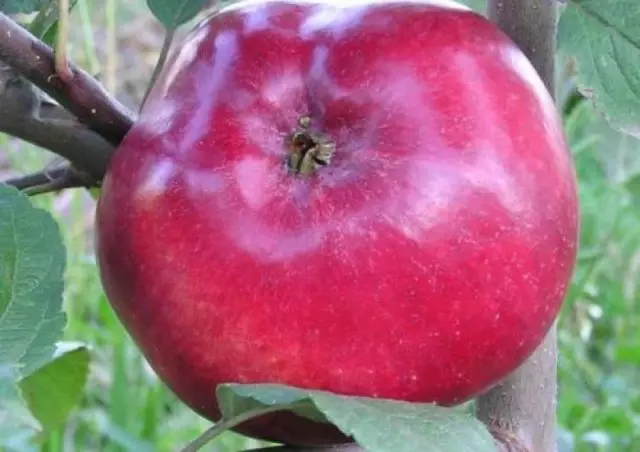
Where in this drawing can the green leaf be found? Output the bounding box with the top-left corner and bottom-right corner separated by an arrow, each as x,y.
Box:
0,363 -> 19,402
216,384 -> 496,452
627,174 -> 640,207
0,186 -> 71,440
0,364 -> 21,426
568,99 -> 640,184
146,0 -> 209,29
19,342 -> 90,432
0,183 -> 67,379
557,1 -> 640,136
29,0 -> 79,44
29,0 -> 59,38
0,364 -> 37,445
0,0 -> 45,14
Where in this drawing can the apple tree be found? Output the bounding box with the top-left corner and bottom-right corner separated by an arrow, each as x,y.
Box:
0,1 -> 637,451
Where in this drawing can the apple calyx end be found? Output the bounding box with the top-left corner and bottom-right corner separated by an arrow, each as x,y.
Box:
286,115 -> 335,176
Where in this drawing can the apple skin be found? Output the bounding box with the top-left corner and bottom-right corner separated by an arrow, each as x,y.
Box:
95,0 -> 578,446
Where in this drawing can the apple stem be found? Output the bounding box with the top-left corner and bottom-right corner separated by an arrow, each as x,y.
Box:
287,116 -> 335,176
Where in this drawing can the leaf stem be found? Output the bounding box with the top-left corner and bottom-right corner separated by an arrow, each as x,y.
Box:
140,28 -> 175,111
181,403 -> 306,452
55,0 -> 73,81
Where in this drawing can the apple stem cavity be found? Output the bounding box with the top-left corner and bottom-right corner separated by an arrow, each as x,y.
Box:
286,115 -> 335,176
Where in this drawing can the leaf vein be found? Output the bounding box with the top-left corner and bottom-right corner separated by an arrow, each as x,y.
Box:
572,1 -> 640,51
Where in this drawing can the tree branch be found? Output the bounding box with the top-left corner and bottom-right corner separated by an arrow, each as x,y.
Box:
487,0 -> 557,88
477,1 -> 559,452
3,167 -> 67,191
0,12 -> 135,147
2,165 -> 91,194
0,62 -> 115,181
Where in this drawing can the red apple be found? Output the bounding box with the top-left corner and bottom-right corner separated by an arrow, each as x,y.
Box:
95,0 -> 578,446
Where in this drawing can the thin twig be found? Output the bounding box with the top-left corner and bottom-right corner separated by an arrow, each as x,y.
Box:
140,28 -> 175,111
3,164 -> 95,195
3,165 -> 67,190
0,12 -> 134,146
23,176 -> 83,195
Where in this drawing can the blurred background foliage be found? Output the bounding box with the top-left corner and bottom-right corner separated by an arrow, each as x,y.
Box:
1,0 -> 639,451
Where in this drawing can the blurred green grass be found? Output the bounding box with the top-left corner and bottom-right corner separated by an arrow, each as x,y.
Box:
1,0 -> 640,451
556,99 -> 640,451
